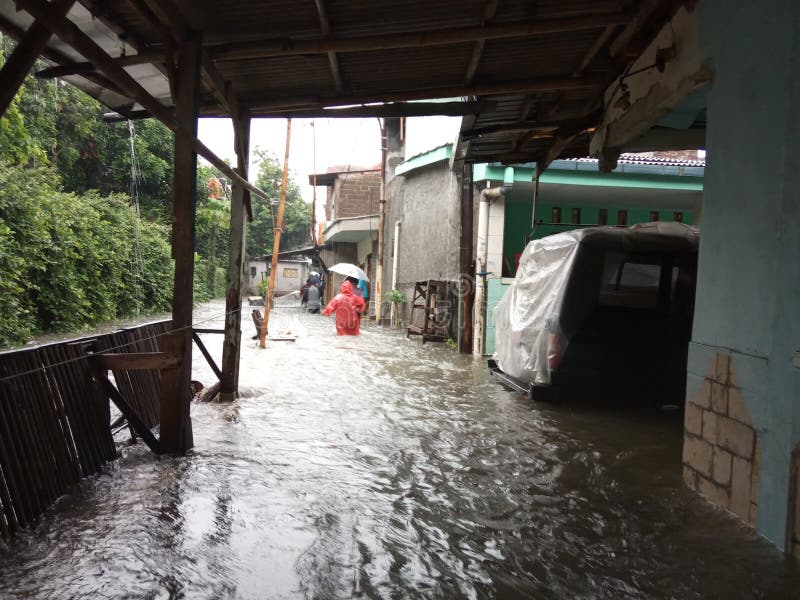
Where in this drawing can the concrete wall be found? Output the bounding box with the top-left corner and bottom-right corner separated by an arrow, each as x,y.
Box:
382,160 -> 461,332
681,0 -> 800,552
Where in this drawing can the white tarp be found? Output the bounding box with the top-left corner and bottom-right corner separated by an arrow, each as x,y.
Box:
493,222 -> 699,386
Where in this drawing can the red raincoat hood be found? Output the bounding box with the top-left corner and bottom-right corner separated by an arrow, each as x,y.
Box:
339,280 -> 354,295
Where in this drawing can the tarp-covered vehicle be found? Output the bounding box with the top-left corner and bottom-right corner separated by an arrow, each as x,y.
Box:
490,222 -> 699,405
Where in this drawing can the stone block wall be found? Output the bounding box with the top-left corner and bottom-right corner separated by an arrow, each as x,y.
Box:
683,352 -> 761,527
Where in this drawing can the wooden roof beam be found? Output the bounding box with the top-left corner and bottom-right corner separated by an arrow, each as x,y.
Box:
0,11 -> 131,103
0,0 -> 75,117
211,12 -> 634,61
573,24 -> 617,76
314,0 -> 345,94
463,0 -> 499,85
134,0 -> 243,122
108,100 -> 492,120
610,0 -> 662,58
245,74 -> 605,113
14,0 -> 268,208
33,49 -> 163,78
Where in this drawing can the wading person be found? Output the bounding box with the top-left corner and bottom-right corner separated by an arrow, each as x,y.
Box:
306,282 -> 321,314
322,280 -> 365,335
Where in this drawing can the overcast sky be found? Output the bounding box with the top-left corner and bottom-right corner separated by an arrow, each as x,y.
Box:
197,115 -> 461,219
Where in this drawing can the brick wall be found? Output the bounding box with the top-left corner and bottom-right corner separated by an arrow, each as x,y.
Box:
683,352 -> 761,527
332,172 -> 381,219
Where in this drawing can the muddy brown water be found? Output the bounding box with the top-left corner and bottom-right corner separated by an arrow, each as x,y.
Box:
1,299 -> 799,599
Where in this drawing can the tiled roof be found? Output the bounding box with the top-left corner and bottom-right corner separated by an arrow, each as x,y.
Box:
566,153 -> 706,168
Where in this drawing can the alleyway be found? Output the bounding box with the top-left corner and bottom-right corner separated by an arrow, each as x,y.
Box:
1,299 -> 799,599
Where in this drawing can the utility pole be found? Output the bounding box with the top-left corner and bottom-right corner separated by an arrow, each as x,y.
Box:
260,118 -> 292,348
374,118 -> 387,322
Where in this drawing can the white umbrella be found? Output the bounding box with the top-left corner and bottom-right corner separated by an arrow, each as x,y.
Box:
328,263 -> 369,281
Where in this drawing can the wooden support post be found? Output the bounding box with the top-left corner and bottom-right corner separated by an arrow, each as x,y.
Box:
158,34 -> 202,454
260,119 -> 292,348
458,164 -> 474,354
0,0 -> 75,118
219,112 -> 251,401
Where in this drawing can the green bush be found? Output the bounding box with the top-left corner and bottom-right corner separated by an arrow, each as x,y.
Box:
0,160 -> 173,347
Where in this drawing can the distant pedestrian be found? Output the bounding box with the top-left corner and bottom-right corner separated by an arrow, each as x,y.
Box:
306,283 -> 321,314
300,278 -> 311,306
322,280 -> 365,335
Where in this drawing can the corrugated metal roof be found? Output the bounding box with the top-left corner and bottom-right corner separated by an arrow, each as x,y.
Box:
0,0 -> 686,164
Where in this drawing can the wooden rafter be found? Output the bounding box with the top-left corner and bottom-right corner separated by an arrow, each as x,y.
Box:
0,10 -> 133,114
108,100 -> 491,121
33,49 -> 163,78
246,74 -> 605,113
211,12 -> 633,61
573,24 -> 617,76
14,0 -> 267,208
314,0 -> 344,94
463,0 -> 499,86
0,0 -> 74,116
609,0 -> 662,58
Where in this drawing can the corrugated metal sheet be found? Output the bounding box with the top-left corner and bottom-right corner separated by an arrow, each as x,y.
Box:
0,0 -> 681,163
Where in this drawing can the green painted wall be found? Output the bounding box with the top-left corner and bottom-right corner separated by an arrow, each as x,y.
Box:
501,192 -> 693,277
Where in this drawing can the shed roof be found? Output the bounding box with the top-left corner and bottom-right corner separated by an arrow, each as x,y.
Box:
0,0 -> 685,165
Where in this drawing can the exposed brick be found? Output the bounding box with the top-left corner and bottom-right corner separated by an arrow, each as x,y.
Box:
690,379 -> 712,409
683,465 -> 698,490
702,410 -> 718,444
698,475 -> 730,510
683,435 -> 713,477
685,402 -> 703,435
718,416 -> 755,459
710,382 -> 728,415
728,386 -> 752,425
729,361 -> 741,389
715,352 -> 730,384
730,456 -> 753,520
712,447 -> 732,486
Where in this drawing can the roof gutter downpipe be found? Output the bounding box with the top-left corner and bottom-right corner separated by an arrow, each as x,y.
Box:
473,170 -> 513,356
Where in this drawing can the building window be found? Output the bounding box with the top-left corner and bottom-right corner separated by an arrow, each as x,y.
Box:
551,207 -> 562,224
617,210 -> 628,226
649,211 -> 660,222
283,267 -> 299,279
673,211 -> 684,222
250,266 -> 257,278
571,208 -> 581,224
598,208 -> 608,225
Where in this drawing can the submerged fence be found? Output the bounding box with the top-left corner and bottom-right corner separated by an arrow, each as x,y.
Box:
0,320 -> 169,539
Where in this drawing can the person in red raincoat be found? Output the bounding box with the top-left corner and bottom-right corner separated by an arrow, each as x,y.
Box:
322,280 -> 366,335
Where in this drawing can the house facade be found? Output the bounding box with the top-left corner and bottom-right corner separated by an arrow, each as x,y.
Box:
310,166 -> 381,307
475,154 -> 705,354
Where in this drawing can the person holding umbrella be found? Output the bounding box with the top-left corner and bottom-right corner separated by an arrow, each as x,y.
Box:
324,263 -> 369,335
322,279 -> 365,335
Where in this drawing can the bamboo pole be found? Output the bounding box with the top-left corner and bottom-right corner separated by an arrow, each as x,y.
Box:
260,118 -> 292,348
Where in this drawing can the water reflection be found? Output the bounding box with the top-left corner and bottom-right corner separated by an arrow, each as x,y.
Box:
1,299 -> 798,599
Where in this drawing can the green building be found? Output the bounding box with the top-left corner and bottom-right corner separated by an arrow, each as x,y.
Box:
473,155 -> 705,354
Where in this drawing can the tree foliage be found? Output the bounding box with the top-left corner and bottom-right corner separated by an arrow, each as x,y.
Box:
0,33 -> 309,346
0,160 -> 172,346
247,149 -> 312,258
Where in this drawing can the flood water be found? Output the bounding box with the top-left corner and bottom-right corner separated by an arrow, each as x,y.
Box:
1,298 -> 799,599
